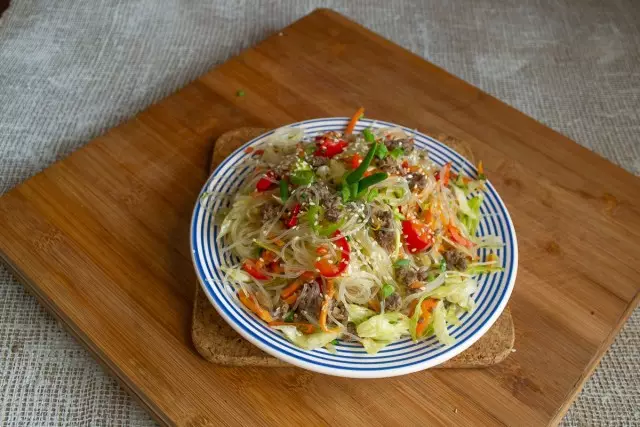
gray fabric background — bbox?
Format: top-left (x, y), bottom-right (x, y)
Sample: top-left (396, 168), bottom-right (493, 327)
top-left (1, 0), bottom-right (638, 425)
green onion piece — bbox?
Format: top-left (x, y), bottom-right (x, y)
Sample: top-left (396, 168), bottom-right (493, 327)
top-left (346, 143), bottom-right (378, 184)
top-left (341, 185), bottom-right (350, 202)
top-left (394, 259), bottom-right (410, 268)
top-left (357, 172), bottom-right (388, 194)
top-left (362, 128), bottom-right (375, 143)
top-left (350, 182), bottom-right (359, 198)
top-left (331, 339), bottom-right (339, 345)
top-left (478, 173), bottom-right (487, 180)
top-left (375, 144), bottom-right (389, 159)
top-left (236, 89), bottom-right (245, 97)
top-left (390, 147), bottom-right (404, 159)
top-left (284, 312), bottom-right (294, 322)
top-left (440, 258), bottom-right (447, 272)
top-left (290, 170), bottom-right (315, 186)
top-left (366, 188), bottom-right (379, 202)
top-left (279, 179), bottom-right (289, 201)
top-left (381, 283), bottom-right (395, 298)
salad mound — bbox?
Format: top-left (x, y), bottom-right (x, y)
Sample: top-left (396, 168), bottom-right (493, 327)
top-left (207, 109), bottom-right (503, 354)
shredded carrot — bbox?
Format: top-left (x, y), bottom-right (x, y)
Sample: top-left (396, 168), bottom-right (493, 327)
top-left (439, 213), bottom-right (448, 227)
top-left (319, 280), bottom-right (335, 332)
top-left (244, 147), bottom-right (254, 154)
top-left (409, 281), bottom-right (424, 290)
top-left (441, 162), bottom-right (452, 186)
top-left (273, 239), bottom-right (285, 247)
top-left (268, 321), bottom-right (315, 334)
top-left (345, 107), bottom-right (365, 135)
top-left (269, 262), bottom-right (284, 274)
top-left (261, 250), bottom-right (277, 264)
top-left (282, 293), bottom-right (298, 305)
top-left (238, 291), bottom-right (273, 322)
top-left (415, 298), bottom-right (438, 337)
top-left (368, 298), bottom-right (381, 313)
top-left (422, 209), bottom-right (432, 224)
top-left (281, 272), bottom-right (314, 299)
top-left (477, 160), bottom-right (484, 175)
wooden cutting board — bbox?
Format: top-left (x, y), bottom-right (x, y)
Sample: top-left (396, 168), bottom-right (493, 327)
top-left (191, 127), bottom-right (515, 368)
top-left (0, 9), bottom-right (638, 427)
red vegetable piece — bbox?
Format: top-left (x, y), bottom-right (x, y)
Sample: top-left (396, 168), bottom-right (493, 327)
top-left (256, 170), bottom-right (277, 192)
top-left (402, 220), bottom-right (434, 253)
top-left (448, 224), bottom-right (475, 248)
top-left (314, 231), bottom-right (350, 277)
top-left (284, 204), bottom-right (301, 229)
top-left (314, 137), bottom-right (348, 158)
top-left (242, 259), bottom-right (269, 280)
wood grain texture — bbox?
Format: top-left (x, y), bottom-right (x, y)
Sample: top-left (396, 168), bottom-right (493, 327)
top-left (192, 127), bottom-right (515, 368)
top-left (0, 9), bottom-right (639, 427)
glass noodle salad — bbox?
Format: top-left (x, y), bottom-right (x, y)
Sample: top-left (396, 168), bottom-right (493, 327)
top-left (207, 108), bottom-right (503, 354)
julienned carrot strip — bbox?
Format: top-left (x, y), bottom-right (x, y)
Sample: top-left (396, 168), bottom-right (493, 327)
top-left (415, 298), bottom-right (438, 337)
top-left (283, 293), bottom-right (297, 305)
top-left (281, 272), bottom-right (314, 299)
top-left (477, 160), bottom-right (484, 175)
top-left (409, 281), bottom-right (423, 290)
top-left (368, 298), bottom-right (381, 313)
top-left (268, 321), bottom-right (315, 334)
top-left (238, 291), bottom-right (273, 322)
top-left (345, 107), bottom-right (365, 135)
top-left (319, 280), bottom-right (335, 332)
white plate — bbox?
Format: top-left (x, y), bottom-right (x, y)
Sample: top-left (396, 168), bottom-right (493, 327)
top-left (190, 118), bottom-right (518, 378)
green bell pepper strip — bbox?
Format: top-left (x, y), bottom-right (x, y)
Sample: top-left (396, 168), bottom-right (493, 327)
top-left (346, 143), bottom-right (378, 185)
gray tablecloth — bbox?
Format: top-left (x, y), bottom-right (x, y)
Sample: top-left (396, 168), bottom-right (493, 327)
top-left (1, 1), bottom-right (638, 425)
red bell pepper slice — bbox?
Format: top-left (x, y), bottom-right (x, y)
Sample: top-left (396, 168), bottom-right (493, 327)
top-left (256, 170), bottom-right (277, 192)
top-left (314, 231), bottom-right (350, 277)
top-left (402, 219), bottom-right (434, 253)
top-left (242, 259), bottom-right (269, 280)
top-left (284, 204), bottom-right (301, 228)
top-left (447, 224), bottom-right (475, 248)
top-left (314, 137), bottom-right (348, 158)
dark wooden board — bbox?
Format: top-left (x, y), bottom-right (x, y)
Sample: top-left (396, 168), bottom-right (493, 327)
top-left (0, 9), bottom-right (639, 427)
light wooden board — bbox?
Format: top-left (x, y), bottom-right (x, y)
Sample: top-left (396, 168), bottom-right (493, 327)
top-left (0, 9), bottom-right (639, 427)
top-left (192, 127), bottom-right (515, 368)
